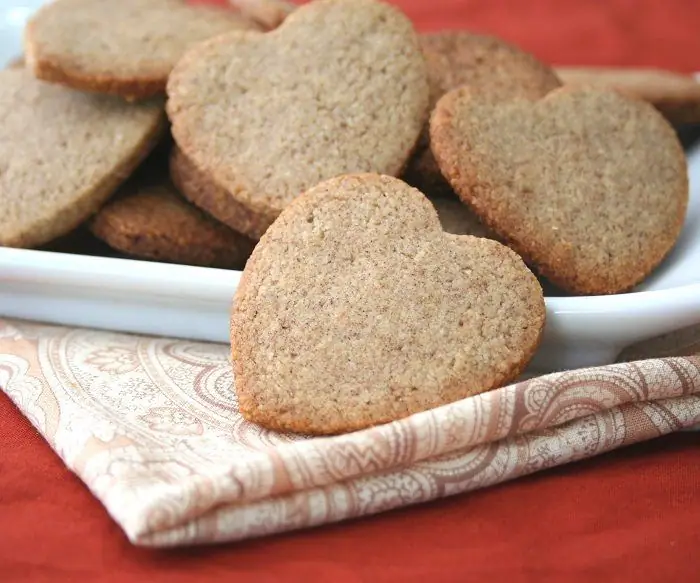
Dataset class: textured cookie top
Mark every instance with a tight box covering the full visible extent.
[91,183,254,268]
[0,69,165,248]
[430,85,688,295]
[167,0,429,217]
[231,174,545,434]
[420,32,561,107]
[25,0,260,99]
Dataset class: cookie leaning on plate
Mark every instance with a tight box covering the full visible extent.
[91,183,255,269]
[0,69,165,248]
[24,0,261,100]
[430,85,688,295]
[403,32,561,197]
[167,0,429,237]
[231,174,545,435]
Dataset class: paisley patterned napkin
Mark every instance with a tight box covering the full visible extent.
[1,317,699,547]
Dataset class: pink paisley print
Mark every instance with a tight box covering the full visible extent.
[0,317,699,547]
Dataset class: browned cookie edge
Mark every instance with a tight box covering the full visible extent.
[231,174,545,435]
[90,185,254,268]
[6,109,167,249]
[169,146,277,240]
[24,20,167,100]
[430,85,688,295]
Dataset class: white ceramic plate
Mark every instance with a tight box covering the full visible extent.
[1,1,699,374]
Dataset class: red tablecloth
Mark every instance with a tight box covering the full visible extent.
[2,1,700,581]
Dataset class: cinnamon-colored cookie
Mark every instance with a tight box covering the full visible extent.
[430,85,688,295]
[231,174,545,435]
[0,69,165,249]
[403,32,561,197]
[25,0,260,100]
[167,0,429,234]
[556,66,700,124]
[169,146,272,240]
[91,183,254,268]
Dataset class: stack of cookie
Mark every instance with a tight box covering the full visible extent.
[1,0,274,268]
[1,0,696,432]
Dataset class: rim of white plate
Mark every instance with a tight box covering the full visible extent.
[1,246,699,319]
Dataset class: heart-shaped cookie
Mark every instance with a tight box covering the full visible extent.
[231,174,545,435]
[25,0,260,100]
[167,0,429,230]
[0,69,165,248]
[403,31,561,198]
[430,86,688,295]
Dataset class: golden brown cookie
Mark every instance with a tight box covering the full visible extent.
[167,0,429,232]
[556,66,700,125]
[91,182,254,268]
[24,0,260,100]
[169,146,273,240]
[430,85,688,295]
[231,174,545,435]
[403,32,562,197]
[0,69,165,249]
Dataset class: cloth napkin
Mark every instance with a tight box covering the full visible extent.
[1,317,699,547]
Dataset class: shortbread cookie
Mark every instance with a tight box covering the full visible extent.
[430,85,688,295]
[0,69,165,248]
[231,174,545,435]
[404,32,561,197]
[556,66,700,124]
[167,0,429,229]
[431,197,493,238]
[91,183,255,268]
[25,0,260,100]
[170,146,272,240]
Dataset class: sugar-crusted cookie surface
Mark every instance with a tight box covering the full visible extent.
[431,85,688,295]
[25,0,260,99]
[0,69,165,248]
[231,174,545,435]
[167,0,429,226]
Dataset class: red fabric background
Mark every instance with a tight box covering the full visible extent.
[2,1,700,581]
